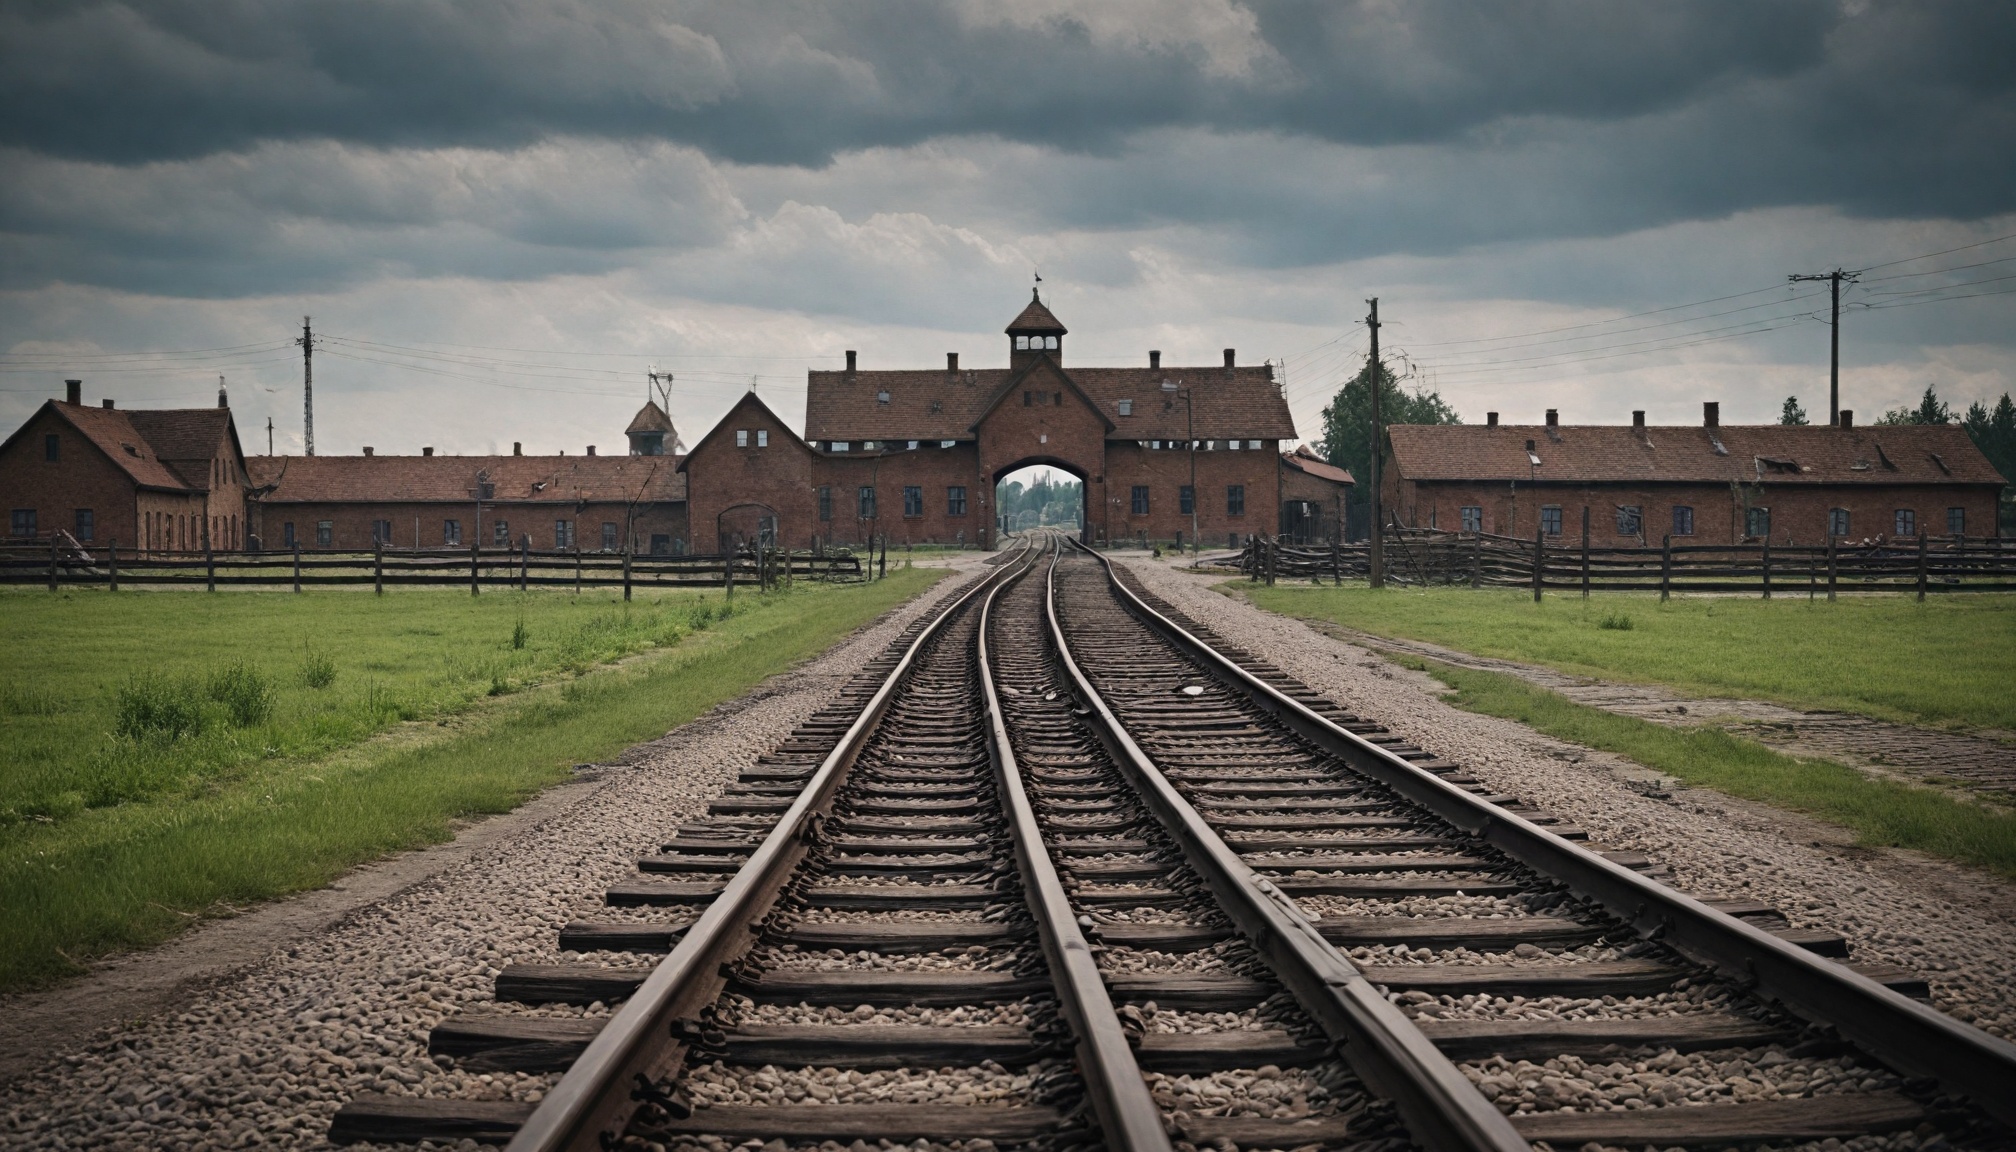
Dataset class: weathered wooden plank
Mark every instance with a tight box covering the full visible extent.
[1273,875,1520,897]
[605,879,726,906]
[1104,974,1275,1010]
[558,921,685,953]
[719,1024,1036,1069]
[1178,1113,1363,1146]
[784,919,1022,953]
[1314,915,1602,949]
[1415,1013,1788,1060]
[1509,1094,1924,1144]
[650,1103,1064,1141]
[737,970,1048,1006]
[495,963,651,1004]
[801,883,999,910]
[1242,852,1485,873]
[1357,960,1677,996]
[1135,1030,1327,1072]
[429,1015,603,1071]
[328,1095,534,1144]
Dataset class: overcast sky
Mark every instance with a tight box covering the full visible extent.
[3,0,2013,459]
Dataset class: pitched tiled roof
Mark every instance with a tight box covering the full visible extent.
[246,453,687,504]
[1283,444,1354,486]
[1387,422,2007,487]
[805,364,1296,442]
[625,401,675,435]
[1006,290,1067,334]
[126,409,232,463]
[32,402,203,491]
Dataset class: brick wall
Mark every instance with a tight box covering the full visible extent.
[683,396,815,553]
[1101,440,1280,549]
[250,500,686,553]
[974,361,1110,548]
[1281,464,1351,542]
[812,442,984,548]
[0,407,141,547]
[1390,478,2004,543]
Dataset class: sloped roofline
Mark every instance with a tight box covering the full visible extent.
[676,391,809,472]
[965,357,1116,435]
[0,399,196,493]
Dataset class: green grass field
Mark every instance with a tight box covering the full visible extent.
[1388,652,2016,879]
[1237,584,2016,731]
[0,571,942,990]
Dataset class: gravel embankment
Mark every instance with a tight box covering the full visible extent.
[1119,558,2016,1042]
[0,565,981,1152]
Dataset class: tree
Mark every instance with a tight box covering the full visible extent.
[1317,359,1460,492]
[1962,392,2016,529]
[1779,396,1810,425]
[1876,384,1954,426]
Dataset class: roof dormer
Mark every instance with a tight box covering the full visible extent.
[1006,288,1067,371]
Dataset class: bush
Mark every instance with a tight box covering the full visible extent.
[114,673,207,741]
[688,602,713,631]
[1597,612,1635,631]
[511,617,529,650]
[207,661,275,727]
[298,646,337,689]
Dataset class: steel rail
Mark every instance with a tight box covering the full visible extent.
[506,541,1035,1152]
[1044,550,1530,1152]
[976,537,1174,1152]
[1075,542,2016,1129]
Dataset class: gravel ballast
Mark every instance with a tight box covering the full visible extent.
[1119,557,2016,1042]
[0,565,982,1151]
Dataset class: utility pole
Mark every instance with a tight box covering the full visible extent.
[1788,268,1860,426]
[297,316,315,455]
[1366,297,1384,589]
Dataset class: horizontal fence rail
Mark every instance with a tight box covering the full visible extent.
[0,542,866,593]
[1235,530,2016,596]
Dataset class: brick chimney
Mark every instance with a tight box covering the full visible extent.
[218,383,228,408]
[1704,401,1719,428]
[102,398,114,409]
[1840,409,1854,429]
[586,445,596,456]
[513,442,522,456]
[1223,348,1236,369]
[1149,350,1161,369]
[1633,410,1645,430]
[363,447,374,456]
[422,446,433,456]
[1545,409,1558,428]
[65,379,80,405]
[947,352,958,371]
[845,350,857,374]
[1487,412,1498,427]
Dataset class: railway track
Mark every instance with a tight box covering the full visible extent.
[325,532,2015,1152]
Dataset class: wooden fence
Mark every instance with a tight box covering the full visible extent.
[0,540,867,596]
[1236,529,2016,598]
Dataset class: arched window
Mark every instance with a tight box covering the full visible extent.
[1015,336,1029,350]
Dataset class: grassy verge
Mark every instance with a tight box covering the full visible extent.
[1388,651,2016,879]
[0,571,942,990]
[1236,583,2016,731]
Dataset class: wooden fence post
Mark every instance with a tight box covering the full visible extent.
[374,542,384,596]
[293,543,301,593]
[48,534,58,592]
[725,546,735,598]
[470,541,480,596]
[520,535,529,592]
[1580,507,1591,598]
[1917,533,1928,601]
[206,543,215,593]
[1660,534,1672,602]
[1761,538,1772,600]
[623,549,633,601]
[1332,538,1342,586]
[108,539,118,592]
[1826,533,1837,602]
[878,535,887,581]
[1471,534,1483,589]
[1531,528,1544,602]
[574,546,582,594]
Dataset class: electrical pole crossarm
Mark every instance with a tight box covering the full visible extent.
[1788,269,1861,427]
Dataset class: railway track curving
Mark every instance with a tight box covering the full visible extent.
[326,531,2015,1152]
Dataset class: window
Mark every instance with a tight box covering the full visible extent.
[1894,509,1915,536]
[1460,506,1482,533]
[858,486,876,518]
[602,522,619,551]
[1673,506,1695,536]
[316,521,333,547]
[1248,440,1262,450]
[1023,391,1032,407]
[903,486,924,517]
[1228,439,1241,451]
[1229,532,1239,547]
[1045,336,1058,350]
[757,430,769,447]
[43,434,58,462]
[10,509,35,536]
[1541,505,1562,536]
[371,519,393,545]
[75,508,94,542]
[1117,399,1133,416]
[1179,486,1194,515]
[1745,506,1770,537]
[876,391,890,404]
[1227,485,1245,517]
[555,519,574,549]
[494,520,511,547]
[283,522,296,549]
[940,440,956,449]
[443,519,461,545]
[1016,336,1030,350]
[1949,507,1966,535]
[735,429,748,447]
[650,534,671,556]
[818,486,832,521]
[1829,508,1850,538]
[1615,505,1642,536]
[862,441,878,451]
[907,440,918,450]
[1129,486,1150,515]
[947,486,967,516]
[830,442,849,452]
